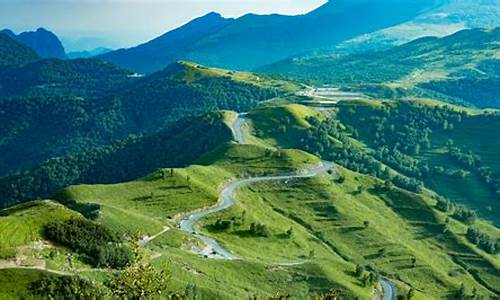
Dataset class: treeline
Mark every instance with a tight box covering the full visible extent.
[44,218,133,268]
[337,101,465,157]
[0,112,232,208]
[448,146,500,200]
[419,59,500,109]
[297,116,424,193]
[466,227,499,254]
[435,198,478,224]
[0,58,134,98]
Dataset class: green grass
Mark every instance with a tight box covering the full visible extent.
[2,99,499,298]
[179,61,301,93]
[0,201,79,250]
[247,104,323,148]
[60,143,319,236]
[197,165,499,298]
[0,269,52,300]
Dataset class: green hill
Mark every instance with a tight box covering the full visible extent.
[248,102,500,226]
[0,111,234,208]
[0,103,497,299]
[261,28,500,108]
[0,62,286,177]
[0,201,79,255]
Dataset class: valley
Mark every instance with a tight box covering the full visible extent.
[0,3,499,299]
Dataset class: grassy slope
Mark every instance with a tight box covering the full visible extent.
[261,28,500,108]
[0,269,55,300]
[59,143,319,236]
[196,164,499,299]
[0,201,79,250]
[246,103,499,297]
[339,99,500,224]
[1,101,498,298]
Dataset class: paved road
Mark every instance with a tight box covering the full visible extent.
[179,161,333,259]
[179,112,333,259]
[231,113,247,144]
[180,112,396,298]
[380,277,397,300]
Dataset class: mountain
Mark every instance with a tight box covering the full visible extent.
[261,27,500,108]
[0,32,39,67]
[334,0,500,54]
[99,12,232,73]
[66,47,112,59]
[2,28,66,59]
[0,62,288,176]
[100,0,444,72]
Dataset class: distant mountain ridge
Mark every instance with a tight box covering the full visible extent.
[261,27,500,108]
[100,0,445,72]
[1,28,66,59]
[99,12,232,73]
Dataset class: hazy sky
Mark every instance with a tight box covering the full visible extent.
[0,0,326,51]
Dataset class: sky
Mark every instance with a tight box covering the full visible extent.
[0,0,326,51]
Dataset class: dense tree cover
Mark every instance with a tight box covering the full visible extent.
[0,112,232,208]
[420,60,500,109]
[294,115,424,193]
[337,102,464,159]
[44,218,133,268]
[0,62,280,177]
[0,58,134,98]
[0,32,39,67]
[30,275,106,299]
[466,227,499,254]
[335,102,473,188]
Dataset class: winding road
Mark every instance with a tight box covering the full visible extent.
[179,113,332,259]
[380,277,397,300]
[179,112,396,298]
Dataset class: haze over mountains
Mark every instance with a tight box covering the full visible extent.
[99,0,445,72]
[98,0,500,73]
[1,28,65,59]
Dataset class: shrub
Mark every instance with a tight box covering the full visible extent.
[30,275,105,299]
[44,218,133,268]
[250,222,271,237]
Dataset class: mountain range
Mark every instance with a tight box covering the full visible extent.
[262,27,500,109]
[98,0,447,72]
[0,2,499,299]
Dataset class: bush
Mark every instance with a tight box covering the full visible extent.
[0,246,16,259]
[95,244,134,269]
[250,222,271,237]
[44,218,133,268]
[30,275,105,299]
